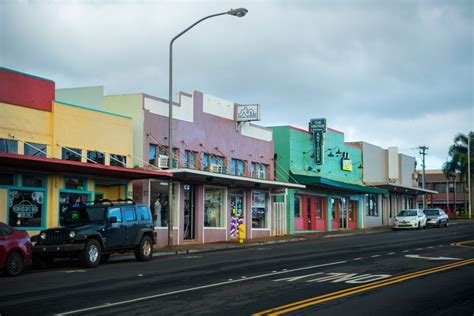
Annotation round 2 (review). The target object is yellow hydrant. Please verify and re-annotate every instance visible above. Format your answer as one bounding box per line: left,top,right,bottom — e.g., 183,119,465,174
238,223,245,244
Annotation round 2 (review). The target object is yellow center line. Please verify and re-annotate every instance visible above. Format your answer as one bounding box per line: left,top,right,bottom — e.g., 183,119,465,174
254,258,474,316
451,240,474,249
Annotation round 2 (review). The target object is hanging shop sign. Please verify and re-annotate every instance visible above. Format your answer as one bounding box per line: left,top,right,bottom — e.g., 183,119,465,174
341,153,353,172
235,104,261,122
310,118,327,165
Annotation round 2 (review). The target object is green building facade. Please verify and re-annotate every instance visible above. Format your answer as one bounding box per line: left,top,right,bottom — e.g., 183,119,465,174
271,124,387,234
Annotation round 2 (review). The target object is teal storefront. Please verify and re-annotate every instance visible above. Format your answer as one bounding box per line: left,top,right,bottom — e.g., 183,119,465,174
271,123,387,234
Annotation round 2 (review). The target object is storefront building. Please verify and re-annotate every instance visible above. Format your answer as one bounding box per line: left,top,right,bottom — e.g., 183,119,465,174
271,122,387,234
56,87,303,246
349,142,436,227
0,67,172,236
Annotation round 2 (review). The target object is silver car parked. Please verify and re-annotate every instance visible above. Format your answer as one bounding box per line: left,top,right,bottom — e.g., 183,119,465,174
423,208,449,228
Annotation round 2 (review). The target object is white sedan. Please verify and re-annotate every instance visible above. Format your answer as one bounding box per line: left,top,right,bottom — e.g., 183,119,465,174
393,209,427,230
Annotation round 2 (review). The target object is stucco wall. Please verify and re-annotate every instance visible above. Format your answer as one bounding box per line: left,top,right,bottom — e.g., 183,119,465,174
399,154,415,187
56,86,104,111
361,142,386,184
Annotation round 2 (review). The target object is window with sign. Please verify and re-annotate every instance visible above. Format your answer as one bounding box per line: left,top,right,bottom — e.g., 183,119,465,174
59,192,90,226
8,190,45,228
252,191,268,229
366,194,378,216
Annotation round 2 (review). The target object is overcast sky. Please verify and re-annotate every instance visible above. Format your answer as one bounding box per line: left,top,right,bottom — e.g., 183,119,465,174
1,0,472,169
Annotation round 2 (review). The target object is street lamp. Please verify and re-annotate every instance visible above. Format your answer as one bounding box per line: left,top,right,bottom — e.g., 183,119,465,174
167,8,248,247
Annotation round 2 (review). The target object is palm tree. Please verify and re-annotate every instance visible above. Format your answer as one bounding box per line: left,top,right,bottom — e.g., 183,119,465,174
443,132,474,214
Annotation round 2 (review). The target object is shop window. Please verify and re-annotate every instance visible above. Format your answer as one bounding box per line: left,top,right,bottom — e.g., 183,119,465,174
0,173,15,186
21,175,45,188
204,187,225,227
149,144,157,166
59,192,90,226
252,191,268,228
150,180,177,227
24,142,47,158
0,139,18,154
366,194,378,216
231,159,245,176
8,189,45,228
87,151,104,164
251,163,268,180
110,154,127,167
331,198,336,219
65,177,86,191
294,195,301,217
62,147,82,162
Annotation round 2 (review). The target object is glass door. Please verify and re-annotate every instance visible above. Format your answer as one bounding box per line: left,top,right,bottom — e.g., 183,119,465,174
230,192,244,239
183,184,196,240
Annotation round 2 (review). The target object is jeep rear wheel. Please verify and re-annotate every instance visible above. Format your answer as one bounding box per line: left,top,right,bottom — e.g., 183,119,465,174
5,252,23,277
135,235,153,262
81,239,101,268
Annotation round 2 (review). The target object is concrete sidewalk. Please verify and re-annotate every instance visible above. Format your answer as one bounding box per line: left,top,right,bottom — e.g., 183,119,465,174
150,225,393,257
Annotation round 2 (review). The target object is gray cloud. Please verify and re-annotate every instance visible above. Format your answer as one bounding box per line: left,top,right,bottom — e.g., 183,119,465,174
1,0,472,169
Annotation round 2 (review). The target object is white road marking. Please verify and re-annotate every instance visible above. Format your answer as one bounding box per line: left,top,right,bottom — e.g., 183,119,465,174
402,250,410,253
438,245,444,247
185,256,201,259
387,252,396,255
276,272,392,284
427,246,434,249
55,260,347,315
415,248,423,251
405,254,462,261
371,255,381,258
353,258,363,261
137,274,143,277
64,270,86,273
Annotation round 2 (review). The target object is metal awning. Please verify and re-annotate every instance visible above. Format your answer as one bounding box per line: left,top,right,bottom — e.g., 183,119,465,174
290,172,388,194
0,152,173,180
168,168,305,190
367,183,438,195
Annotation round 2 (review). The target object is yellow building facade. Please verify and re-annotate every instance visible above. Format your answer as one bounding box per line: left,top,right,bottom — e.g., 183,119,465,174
0,67,171,236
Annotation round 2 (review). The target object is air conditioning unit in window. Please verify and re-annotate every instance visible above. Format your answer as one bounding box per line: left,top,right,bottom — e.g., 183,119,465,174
412,172,419,180
252,170,266,179
158,155,169,169
210,164,223,173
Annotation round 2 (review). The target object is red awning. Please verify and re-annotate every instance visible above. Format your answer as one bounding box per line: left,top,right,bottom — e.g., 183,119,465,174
0,152,172,180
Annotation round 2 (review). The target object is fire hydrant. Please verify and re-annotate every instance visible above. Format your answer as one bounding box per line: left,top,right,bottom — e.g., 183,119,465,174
238,223,245,244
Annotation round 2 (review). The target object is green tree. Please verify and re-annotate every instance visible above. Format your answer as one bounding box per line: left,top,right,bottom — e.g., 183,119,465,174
443,132,474,213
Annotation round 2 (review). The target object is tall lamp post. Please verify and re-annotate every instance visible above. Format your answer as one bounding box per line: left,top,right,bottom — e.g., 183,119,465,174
167,8,248,247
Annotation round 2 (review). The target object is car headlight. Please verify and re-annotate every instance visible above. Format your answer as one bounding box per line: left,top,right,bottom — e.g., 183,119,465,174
40,232,46,240
69,231,76,239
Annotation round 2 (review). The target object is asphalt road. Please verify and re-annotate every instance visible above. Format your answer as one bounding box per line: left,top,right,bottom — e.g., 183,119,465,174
1,221,474,316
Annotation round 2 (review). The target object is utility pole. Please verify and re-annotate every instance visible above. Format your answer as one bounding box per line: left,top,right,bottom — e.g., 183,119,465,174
468,132,472,219
419,146,429,209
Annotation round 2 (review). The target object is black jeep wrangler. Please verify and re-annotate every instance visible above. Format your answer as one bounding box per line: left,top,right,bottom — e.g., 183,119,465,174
33,199,155,268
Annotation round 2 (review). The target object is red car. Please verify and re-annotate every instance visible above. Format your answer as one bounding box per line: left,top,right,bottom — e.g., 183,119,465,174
0,222,32,276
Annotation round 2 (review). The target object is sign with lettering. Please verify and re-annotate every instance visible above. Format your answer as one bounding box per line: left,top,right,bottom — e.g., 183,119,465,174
235,104,261,122
310,118,327,165
342,158,353,171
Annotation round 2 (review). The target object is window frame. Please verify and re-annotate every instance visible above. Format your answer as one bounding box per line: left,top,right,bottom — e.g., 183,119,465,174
203,185,227,228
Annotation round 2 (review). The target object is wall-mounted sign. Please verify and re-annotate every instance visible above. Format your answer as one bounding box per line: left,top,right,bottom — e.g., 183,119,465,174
309,118,326,165
235,104,261,122
341,157,353,172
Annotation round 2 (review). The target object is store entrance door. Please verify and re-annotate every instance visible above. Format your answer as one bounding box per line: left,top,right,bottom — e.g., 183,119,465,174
229,191,244,240
348,200,358,229
340,198,348,229
183,184,196,240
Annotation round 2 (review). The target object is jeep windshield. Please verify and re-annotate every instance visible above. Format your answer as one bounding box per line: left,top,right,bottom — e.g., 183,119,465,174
62,206,106,226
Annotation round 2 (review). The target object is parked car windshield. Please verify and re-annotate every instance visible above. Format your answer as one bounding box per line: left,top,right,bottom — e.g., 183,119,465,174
397,210,417,217
423,209,440,216
63,206,106,226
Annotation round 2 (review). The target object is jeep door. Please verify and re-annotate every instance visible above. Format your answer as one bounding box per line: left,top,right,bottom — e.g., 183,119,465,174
121,206,139,247
104,207,126,249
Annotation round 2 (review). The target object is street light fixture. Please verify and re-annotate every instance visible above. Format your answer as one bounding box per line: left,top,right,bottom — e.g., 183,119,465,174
167,8,248,247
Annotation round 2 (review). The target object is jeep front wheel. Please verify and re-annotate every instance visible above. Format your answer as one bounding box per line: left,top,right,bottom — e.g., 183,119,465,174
135,235,153,262
81,239,101,268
